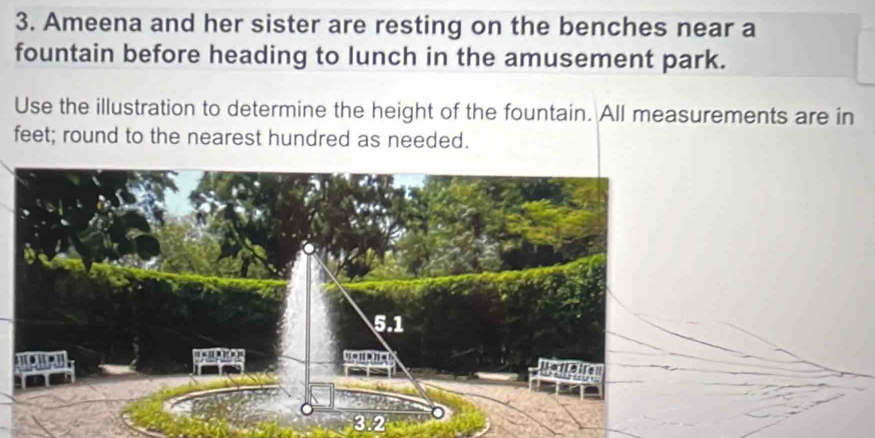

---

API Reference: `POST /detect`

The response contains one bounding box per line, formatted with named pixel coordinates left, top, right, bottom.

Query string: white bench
left=528, top=358, right=604, bottom=399
left=343, top=350, right=397, bottom=378
left=14, top=351, right=75, bottom=389
left=192, top=348, right=246, bottom=375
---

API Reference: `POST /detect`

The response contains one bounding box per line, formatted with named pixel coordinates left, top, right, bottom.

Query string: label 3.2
left=353, top=414, right=386, bottom=432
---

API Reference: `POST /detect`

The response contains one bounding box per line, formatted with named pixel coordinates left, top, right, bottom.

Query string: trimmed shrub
left=15, top=259, right=287, bottom=374
left=328, top=254, right=606, bottom=373
left=15, top=254, right=605, bottom=375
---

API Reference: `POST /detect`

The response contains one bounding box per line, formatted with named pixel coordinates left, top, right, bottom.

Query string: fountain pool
left=167, top=386, right=436, bottom=431
left=123, top=244, right=487, bottom=437
left=156, top=245, right=457, bottom=433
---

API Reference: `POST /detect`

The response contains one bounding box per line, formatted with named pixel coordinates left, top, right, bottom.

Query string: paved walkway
left=10, top=373, right=604, bottom=438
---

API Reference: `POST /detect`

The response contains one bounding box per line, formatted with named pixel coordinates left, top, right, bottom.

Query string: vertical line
left=594, top=97, right=601, bottom=181
left=593, top=95, right=611, bottom=423
left=305, top=254, right=311, bottom=404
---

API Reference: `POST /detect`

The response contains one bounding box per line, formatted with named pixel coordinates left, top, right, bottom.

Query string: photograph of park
left=11, top=169, right=608, bottom=438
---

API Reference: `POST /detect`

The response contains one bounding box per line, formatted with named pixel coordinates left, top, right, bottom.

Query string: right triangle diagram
left=298, top=243, right=445, bottom=421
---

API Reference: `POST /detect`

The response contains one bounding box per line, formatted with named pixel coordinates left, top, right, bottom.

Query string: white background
left=2, top=1, right=874, bottom=437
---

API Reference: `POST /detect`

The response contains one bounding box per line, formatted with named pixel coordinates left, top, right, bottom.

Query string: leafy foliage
left=506, top=178, right=608, bottom=259
left=190, top=172, right=409, bottom=279
left=151, top=215, right=272, bottom=278
left=390, top=176, right=608, bottom=277
left=15, top=169, right=177, bottom=271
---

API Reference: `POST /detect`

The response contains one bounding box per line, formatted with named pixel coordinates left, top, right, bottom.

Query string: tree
left=190, top=172, right=409, bottom=279
left=392, top=176, right=510, bottom=277
left=393, top=176, right=608, bottom=276
left=506, top=178, right=608, bottom=260
left=361, top=250, right=415, bottom=281
left=149, top=214, right=271, bottom=278
left=16, top=169, right=177, bottom=271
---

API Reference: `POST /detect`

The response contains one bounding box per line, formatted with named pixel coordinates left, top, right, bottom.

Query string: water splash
left=279, top=250, right=338, bottom=395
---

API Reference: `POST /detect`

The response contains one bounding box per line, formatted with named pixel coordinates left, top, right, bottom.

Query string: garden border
left=162, top=385, right=452, bottom=421
left=122, top=381, right=491, bottom=438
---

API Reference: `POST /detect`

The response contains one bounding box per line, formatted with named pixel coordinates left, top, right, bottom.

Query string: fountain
left=164, top=243, right=450, bottom=433
left=278, top=243, right=337, bottom=406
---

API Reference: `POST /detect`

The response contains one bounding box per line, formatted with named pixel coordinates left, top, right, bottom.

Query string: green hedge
left=15, top=254, right=605, bottom=375
left=328, top=254, right=606, bottom=372
left=15, top=259, right=288, bottom=374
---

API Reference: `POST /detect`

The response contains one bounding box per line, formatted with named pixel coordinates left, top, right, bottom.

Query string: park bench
left=528, top=358, right=604, bottom=399
left=13, top=351, right=75, bottom=389
left=192, top=348, right=246, bottom=375
left=342, top=349, right=397, bottom=378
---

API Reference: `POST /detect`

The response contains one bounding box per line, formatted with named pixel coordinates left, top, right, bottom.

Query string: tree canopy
left=382, top=176, right=607, bottom=278
left=189, top=172, right=409, bottom=279
left=16, top=169, right=177, bottom=271
left=15, top=169, right=606, bottom=281
left=149, top=214, right=272, bottom=278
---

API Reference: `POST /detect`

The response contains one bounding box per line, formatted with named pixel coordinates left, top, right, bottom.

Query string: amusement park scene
left=11, top=169, right=608, bottom=438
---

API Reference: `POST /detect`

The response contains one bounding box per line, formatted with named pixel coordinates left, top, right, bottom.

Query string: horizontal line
left=312, top=407, right=430, bottom=415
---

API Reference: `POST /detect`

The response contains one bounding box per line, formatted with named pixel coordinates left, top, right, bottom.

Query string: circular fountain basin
left=164, top=385, right=450, bottom=432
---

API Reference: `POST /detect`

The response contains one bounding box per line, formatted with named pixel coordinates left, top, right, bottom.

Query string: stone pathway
left=10, top=373, right=604, bottom=438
